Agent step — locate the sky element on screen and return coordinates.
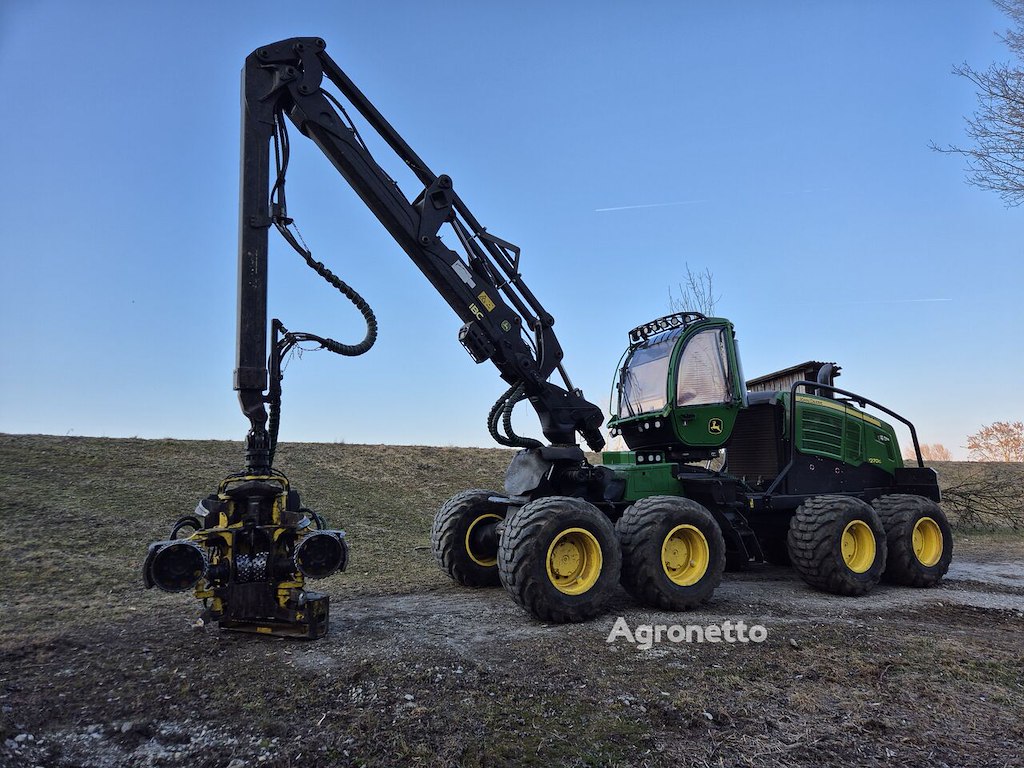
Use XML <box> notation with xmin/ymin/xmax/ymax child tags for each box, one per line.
<box><xmin>1</xmin><ymin>0</ymin><xmax>1021</xmax><ymax>459</ymax></box>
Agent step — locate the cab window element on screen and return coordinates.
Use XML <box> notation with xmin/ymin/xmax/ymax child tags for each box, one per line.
<box><xmin>617</xmin><ymin>338</ymin><xmax>674</xmax><ymax>416</ymax></box>
<box><xmin>676</xmin><ymin>329</ymin><xmax>730</xmax><ymax>406</ymax></box>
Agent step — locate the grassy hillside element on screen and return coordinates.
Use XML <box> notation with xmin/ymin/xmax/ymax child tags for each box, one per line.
<box><xmin>1</xmin><ymin>434</ymin><xmax>1022</xmax><ymax>768</ymax></box>
<box><xmin>0</xmin><ymin>434</ymin><xmax>515</xmax><ymax>642</ymax></box>
<box><xmin>1</xmin><ymin>434</ymin><xmax>1019</xmax><ymax>644</ymax></box>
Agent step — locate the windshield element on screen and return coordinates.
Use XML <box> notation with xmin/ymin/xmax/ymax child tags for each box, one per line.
<box><xmin>617</xmin><ymin>338</ymin><xmax>674</xmax><ymax>417</ymax></box>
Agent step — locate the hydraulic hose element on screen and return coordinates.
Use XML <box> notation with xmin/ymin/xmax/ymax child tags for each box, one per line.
<box><xmin>488</xmin><ymin>384</ymin><xmax>542</xmax><ymax>450</ymax></box>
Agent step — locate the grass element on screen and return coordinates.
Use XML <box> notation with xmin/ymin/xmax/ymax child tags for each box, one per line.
<box><xmin>0</xmin><ymin>433</ymin><xmax>1022</xmax><ymax>768</ymax></box>
<box><xmin>0</xmin><ymin>434</ymin><xmax>515</xmax><ymax>641</ymax></box>
<box><xmin>0</xmin><ymin>434</ymin><xmax>1019</xmax><ymax>640</ymax></box>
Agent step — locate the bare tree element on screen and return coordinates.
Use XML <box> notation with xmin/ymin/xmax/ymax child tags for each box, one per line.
<box><xmin>933</xmin><ymin>1</ymin><xmax>1024</xmax><ymax>205</ymax></box>
<box><xmin>904</xmin><ymin>443</ymin><xmax>953</xmax><ymax>462</ymax></box>
<box><xmin>940</xmin><ymin>462</ymin><xmax>1024</xmax><ymax>529</ymax></box>
<box><xmin>967</xmin><ymin>420</ymin><xmax>1024</xmax><ymax>461</ymax></box>
<box><xmin>668</xmin><ymin>264</ymin><xmax>719</xmax><ymax>315</ymax></box>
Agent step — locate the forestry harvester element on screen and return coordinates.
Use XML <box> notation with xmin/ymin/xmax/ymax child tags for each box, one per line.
<box><xmin>143</xmin><ymin>38</ymin><xmax>952</xmax><ymax>637</ymax></box>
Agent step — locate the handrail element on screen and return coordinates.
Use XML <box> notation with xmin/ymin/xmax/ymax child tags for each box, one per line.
<box><xmin>763</xmin><ymin>380</ymin><xmax>924</xmax><ymax>498</ymax></box>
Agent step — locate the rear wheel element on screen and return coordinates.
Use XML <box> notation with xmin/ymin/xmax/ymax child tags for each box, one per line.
<box><xmin>616</xmin><ymin>496</ymin><xmax>725</xmax><ymax>610</ymax></box>
<box><xmin>873</xmin><ymin>495</ymin><xmax>953</xmax><ymax>587</ymax></box>
<box><xmin>498</xmin><ymin>496</ymin><xmax>621</xmax><ymax>623</ymax></box>
<box><xmin>787</xmin><ymin>495</ymin><xmax>887</xmax><ymax>596</ymax></box>
<box><xmin>431</xmin><ymin>489</ymin><xmax>505</xmax><ymax>587</ymax></box>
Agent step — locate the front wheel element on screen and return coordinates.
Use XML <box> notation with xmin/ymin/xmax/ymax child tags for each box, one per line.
<box><xmin>498</xmin><ymin>496</ymin><xmax>621</xmax><ymax>623</ymax></box>
<box><xmin>616</xmin><ymin>496</ymin><xmax>726</xmax><ymax>610</ymax></box>
<box><xmin>431</xmin><ymin>489</ymin><xmax>506</xmax><ymax>587</ymax></box>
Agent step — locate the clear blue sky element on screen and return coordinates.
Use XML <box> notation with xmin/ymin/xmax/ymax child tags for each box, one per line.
<box><xmin>1</xmin><ymin>1</ymin><xmax>1020</xmax><ymax>459</ymax></box>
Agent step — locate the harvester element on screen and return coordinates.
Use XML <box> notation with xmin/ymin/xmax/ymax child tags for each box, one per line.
<box><xmin>143</xmin><ymin>38</ymin><xmax>952</xmax><ymax>636</ymax></box>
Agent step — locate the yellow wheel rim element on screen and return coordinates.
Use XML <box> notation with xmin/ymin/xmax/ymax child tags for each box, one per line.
<box><xmin>840</xmin><ymin>520</ymin><xmax>876</xmax><ymax>573</ymax></box>
<box><xmin>546</xmin><ymin>527</ymin><xmax>603</xmax><ymax>595</ymax></box>
<box><xmin>661</xmin><ymin>524</ymin><xmax>710</xmax><ymax>586</ymax></box>
<box><xmin>465</xmin><ymin>513</ymin><xmax>502</xmax><ymax>567</ymax></box>
<box><xmin>912</xmin><ymin>516</ymin><xmax>943</xmax><ymax>567</ymax></box>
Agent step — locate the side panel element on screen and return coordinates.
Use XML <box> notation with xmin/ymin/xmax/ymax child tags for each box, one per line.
<box><xmin>793</xmin><ymin>394</ymin><xmax>903</xmax><ymax>475</ymax></box>
<box><xmin>670</xmin><ymin>403</ymin><xmax>740</xmax><ymax>449</ymax></box>
<box><xmin>783</xmin><ymin>454</ymin><xmax>905</xmax><ymax>497</ymax></box>
<box><xmin>601</xmin><ymin>458</ymin><xmax>681</xmax><ymax>502</ymax></box>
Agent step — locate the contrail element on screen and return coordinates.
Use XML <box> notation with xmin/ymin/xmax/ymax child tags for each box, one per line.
<box><xmin>833</xmin><ymin>298</ymin><xmax>953</xmax><ymax>305</ymax></box>
<box><xmin>595</xmin><ymin>199</ymin><xmax>708</xmax><ymax>212</ymax></box>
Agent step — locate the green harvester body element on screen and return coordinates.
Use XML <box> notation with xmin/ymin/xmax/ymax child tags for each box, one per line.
<box><xmin>598</xmin><ymin>312</ymin><xmax>936</xmax><ymax>566</ymax></box>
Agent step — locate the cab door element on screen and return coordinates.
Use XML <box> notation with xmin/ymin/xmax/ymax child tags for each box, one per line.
<box><xmin>669</xmin><ymin>325</ymin><xmax>744</xmax><ymax>448</ymax></box>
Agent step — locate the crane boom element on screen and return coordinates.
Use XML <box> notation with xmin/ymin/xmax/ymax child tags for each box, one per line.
<box><xmin>234</xmin><ymin>37</ymin><xmax>604</xmax><ymax>472</ymax></box>
<box><xmin>144</xmin><ymin>38</ymin><xmax>612</xmax><ymax>639</ymax></box>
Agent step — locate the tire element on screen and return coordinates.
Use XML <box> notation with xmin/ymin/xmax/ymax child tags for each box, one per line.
<box><xmin>498</xmin><ymin>496</ymin><xmax>621</xmax><ymax>623</ymax></box>
<box><xmin>787</xmin><ymin>495</ymin><xmax>887</xmax><ymax>596</ymax></box>
<box><xmin>431</xmin><ymin>489</ymin><xmax>506</xmax><ymax>587</ymax></box>
<box><xmin>873</xmin><ymin>494</ymin><xmax>953</xmax><ymax>587</ymax></box>
<box><xmin>616</xmin><ymin>496</ymin><xmax>725</xmax><ymax>611</ymax></box>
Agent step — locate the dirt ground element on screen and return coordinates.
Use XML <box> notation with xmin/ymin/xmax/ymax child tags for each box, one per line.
<box><xmin>1</xmin><ymin>435</ymin><xmax>1022</xmax><ymax>768</ymax></box>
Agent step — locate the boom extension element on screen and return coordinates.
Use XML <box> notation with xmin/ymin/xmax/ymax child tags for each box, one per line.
<box><xmin>236</xmin><ymin>37</ymin><xmax>604</xmax><ymax>470</ymax></box>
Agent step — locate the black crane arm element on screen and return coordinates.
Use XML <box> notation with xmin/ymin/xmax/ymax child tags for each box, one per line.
<box><xmin>235</xmin><ymin>38</ymin><xmax>605</xmax><ymax>471</ymax></box>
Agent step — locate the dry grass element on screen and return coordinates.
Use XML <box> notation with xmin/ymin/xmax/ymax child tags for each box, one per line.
<box><xmin>0</xmin><ymin>434</ymin><xmax>1021</xmax><ymax>768</ymax></box>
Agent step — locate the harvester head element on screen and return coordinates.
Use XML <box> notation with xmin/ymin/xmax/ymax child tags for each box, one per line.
<box><xmin>143</xmin><ymin>472</ymin><xmax>347</xmax><ymax>638</ymax></box>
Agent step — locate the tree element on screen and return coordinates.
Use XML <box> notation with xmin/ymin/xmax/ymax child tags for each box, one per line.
<box><xmin>940</xmin><ymin>462</ymin><xmax>1024</xmax><ymax>528</ymax></box>
<box><xmin>668</xmin><ymin>264</ymin><xmax>719</xmax><ymax>315</ymax></box>
<box><xmin>933</xmin><ymin>1</ymin><xmax>1024</xmax><ymax>206</ymax></box>
<box><xmin>903</xmin><ymin>443</ymin><xmax>953</xmax><ymax>462</ymax></box>
<box><xmin>966</xmin><ymin>420</ymin><xmax>1024</xmax><ymax>461</ymax></box>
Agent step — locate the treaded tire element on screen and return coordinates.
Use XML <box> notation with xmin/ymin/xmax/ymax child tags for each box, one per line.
<box><xmin>498</xmin><ymin>496</ymin><xmax>621</xmax><ymax>623</ymax></box>
<box><xmin>616</xmin><ymin>496</ymin><xmax>725</xmax><ymax>611</ymax></box>
<box><xmin>787</xmin><ymin>495</ymin><xmax>887</xmax><ymax>596</ymax></box>
<box><xmin>431</xmin><ymin>489</ymin><xmax>505</xmax><ymax>587</ymax></box>
<box><xmin>873</xmin><ymin>494</ymin><xmax>953</xmax><ymax>587</ymax></box>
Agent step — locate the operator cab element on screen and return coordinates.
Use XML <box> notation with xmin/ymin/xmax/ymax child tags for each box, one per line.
<box><xmin>607</xmin><ymin>312</ymin><xmax>746</xmax><ymax>459</ymax></box>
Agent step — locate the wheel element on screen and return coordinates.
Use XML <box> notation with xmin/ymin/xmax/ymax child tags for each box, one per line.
<box><xmin>498</xmin><ymin>496</ymin><xmax>621</xmax><ymax>623</ymax></box>
<box><xmin>873</xmin><ymin>495</ymin><xmax>953</xmax><ymax>587</ymax></box>
<box><xmin>787</xmin><ymin>495</ymin><xmax>887</xmax><ymax>596</ymax></box>
<box><xmin>615</xmin><ymin>496</ymin><xmax>725</xmax><ymax>610</ymax></box>
<box><xmin>431</xmin><ymin>489</ymin><xmax>506</xmax><ymax>587</ymax></box>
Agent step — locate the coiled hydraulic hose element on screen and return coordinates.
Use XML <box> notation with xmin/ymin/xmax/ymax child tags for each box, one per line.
<box><xmin>487</xmin><ymin>384</ymin><xmax>542</xmax><ymax>450</ymax></box>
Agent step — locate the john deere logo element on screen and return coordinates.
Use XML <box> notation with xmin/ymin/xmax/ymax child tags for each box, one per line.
<box><xmin>708</xmin><ymin>418</ymin><xmax>723</xmax><ymax>435</ymax></box>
